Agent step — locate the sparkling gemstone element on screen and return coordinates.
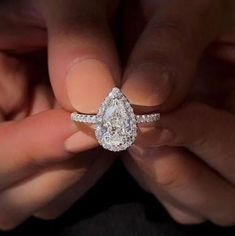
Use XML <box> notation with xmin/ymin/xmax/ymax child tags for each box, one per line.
<box><xmin>95</xmin><ymin>87</ymin><xmax>137</xmax><ymax>151</ymax></box>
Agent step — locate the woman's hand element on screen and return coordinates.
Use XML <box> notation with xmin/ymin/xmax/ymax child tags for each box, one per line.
<box><xmin>121</xmin><ymin>0</ymin><xmax>235</xmax><ymax>226</ymax></box>
<box><xmin>0</xmin><ymin>0</ymin><xmax>120</xmax><ymax>230</ymax></box>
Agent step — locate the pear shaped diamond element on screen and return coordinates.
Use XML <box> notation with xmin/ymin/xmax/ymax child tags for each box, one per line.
<box><xmin>95</xmin><ymin>87</ymin><xmax>138</xmax><ymax>152</ymax></box>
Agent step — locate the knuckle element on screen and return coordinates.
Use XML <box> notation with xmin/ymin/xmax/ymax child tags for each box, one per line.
<box><xmin>155</xmin><ymin>153</ymin><xmax>200</xmax><ymax>190</ymax></box>
<box><xmin>141</xmin><ymin>20</ymin><xmax>186</xmax><ymax>68</ymax></box>
<box><xmin>148</xmin><ymin>18</ymin><xmax>186</xmax><ymax>50</ymax></box>
<box><xmin>156</xmin><ymin>164</ymin><xmax>181</xmax><ymax>188</ymax></box>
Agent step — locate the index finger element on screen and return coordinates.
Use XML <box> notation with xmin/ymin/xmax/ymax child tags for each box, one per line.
<box><xmin>0</xmin><ymin>109</ymin><xmax>97</xmax><ymax>190</ymax></box>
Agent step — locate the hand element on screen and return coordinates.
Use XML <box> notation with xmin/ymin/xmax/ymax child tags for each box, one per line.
<box><xmin>121</xmin><ymin>0</ymin><xmax>235</xmax><ymax>226</ymax></box>
<box><xmin>0</xmin><ymin>0</ymin><xmax>120</xmax><ymax>230</ymax></box>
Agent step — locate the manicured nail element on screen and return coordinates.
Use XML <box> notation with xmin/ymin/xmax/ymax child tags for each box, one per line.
<box><xmin>66</xmin><ymin>59</ymin><xmax>115</xmax><ymax>114</ymax></box>
<box><xmin>122</xmin><ymin>63</ymin><xmax>173</xmax><ymax>108</ymax></box>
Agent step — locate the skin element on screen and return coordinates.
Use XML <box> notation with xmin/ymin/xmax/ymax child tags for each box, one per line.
<box><xmin>123</xmin><ymin>0</ymin><xmax>235</xmax><ymax>226</ymax></box>
<box><xmin>0</xmin><ymin>0</ymin><xmax>116</xmax><ymax>230</ymax></box>
<box><xmin>0</xmin><ymin>0</ymin><xmax>235</xmax><ymax>230</ymax></box>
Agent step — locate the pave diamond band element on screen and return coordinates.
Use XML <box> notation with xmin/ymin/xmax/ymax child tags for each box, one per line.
<box><xmin>71</xmin><ymin>113</ymin><xmax>97</xmax><ymax>124</ymax></box>
<box><xmin>135</xmin><ymin>114</ymin><xmax>160</xmax><ymax>123</ymax></box>
<box><xmin>71</xmin><ymin>87</ymin><xmax>160</xmax><ymax>152</ymax></box>
<box><xmin>71</xmin><ymin>112</ymin><xmax>160</xmax><ymax>124</ymax></box>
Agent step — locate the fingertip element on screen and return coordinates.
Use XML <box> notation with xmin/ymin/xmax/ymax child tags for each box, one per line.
<box><xmin>134</xmin><ymin>125</ymin><xmax>175</xmax><ymax>149</ymax></box>
<box><xmin>122</xmin><ymin>63</ymin><xmax>173</xmax><ymax>112</ymax></box>
<box><xmin>66</xmin><ymin>59</ymin><xmax>116</xmax><ymax>114</ymax></box>
<box><xmin>46</xmin><ymin>5</ymin><xmax>121</xmax><ymax>114</ymax></box>
<box><xmin>64</xmin><ymin>125</ymin><xmax>98</xmax><ymax>154</ymax></box>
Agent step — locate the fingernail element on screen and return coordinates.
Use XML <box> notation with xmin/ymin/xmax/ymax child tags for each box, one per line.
<box><xmin>130</xmin><ymin>127</ymin><xmax>175</xmax><ymax>157</ymax></box>
<box><xmin>136</xmin><ymin>126</ymin><xmax>175</xmax><ymax>147</ymax></box>
<box><xmin>130</xmin><ymin>144</ymin><xmax>159</xmax><ymax>159</ymax></box>
<box><xmin>64</xmin><ymin>130</ymin><xmax>98</xmax><ymax>153</ymax></box>
<box><xmin>122</xmin><ymin>63</ymin><xmax>173</xmax><ymax>107</ymax></box>
<box><xmin>66</xmin><ymin>59</ymin><xmax>115</xmax><ymax>114</ymax></box>
<box><xmin>129</xmin><ymin>144</ymin><xmax>146</xmax><ymax>157</ymax></box>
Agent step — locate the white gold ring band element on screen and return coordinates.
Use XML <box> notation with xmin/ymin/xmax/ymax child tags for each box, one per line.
<box><xmin>71</xmin><ymin>112</ymin><xmax>160</xmax><ymax>124</ymax></box>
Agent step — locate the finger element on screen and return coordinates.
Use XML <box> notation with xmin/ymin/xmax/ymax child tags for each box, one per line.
<box><xmin>34</xmin><ymin>151</ymin><xmax>115</xmax><ymax>220</ymax></box>
<box><xmin>0</xmin><ymin>109</ymin><xmax>97</xmax><ymax>190</ymax></box>
<box><xmin>0</xmin><ymin>53</ymin><xmax>28</xmax><ymax>116</ymax></box>
<box><xmin>0</xmin><ymin>148</ymin><xmax>108</xmax><ymax>231</ymax></box>
<box><xmin>136</xmin><ymin>101</ymin><xmax>235</xmax><ymax>184</ymax></box>
<box><xmin>0</xmin><ymin>1</ymin><xmax>46</xmax><ymax>52</ymax></box>
<box><xmin>129</xmin><ymin>146</ymin><xmax>235</xmax><ymax>226</ymax></box>
<box><xmin>122</xmin><ymin>152</ymin><xmax>152</xmax><ymax>193</ymax></box>
<box><xmin>122</xmin><ymin>153</ymin><xmax>206</xmax><ymax>225</ymax></box>
<box><xmin>29</xmin><ymin>85</ymin><xmax>55</xmax><ymax>115</ymax></box>
<box><xmin>41</xmin><ymin>0</ymin><xmax>120</xmax><ymax>114</ymax></box>
<box><xmin>122</xmin><ymin>0</ymin><xmax>223</xmax><ymax>112</ymax></box>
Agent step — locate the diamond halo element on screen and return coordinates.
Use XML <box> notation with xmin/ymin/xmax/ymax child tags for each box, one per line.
<box><xmin>71</xmin><ymin>87</ymin><xmax>160</xmax><ymax>152</ymax></box>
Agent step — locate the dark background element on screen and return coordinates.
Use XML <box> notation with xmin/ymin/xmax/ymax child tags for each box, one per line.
<box><xmin>1</xmin><ymin>160</ymin><xmax>235</xmax><ymax>236</ymax></box>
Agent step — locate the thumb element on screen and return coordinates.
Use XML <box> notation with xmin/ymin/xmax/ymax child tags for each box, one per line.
<box><xmin>122</xmin><ymin>0</ymin><xmax>224</xmax><ymax>113</ymax></box>
<box><xmin>42</xmin><ymin>0</ymin><xmax>120</xmax><ymax>114</ymax></box>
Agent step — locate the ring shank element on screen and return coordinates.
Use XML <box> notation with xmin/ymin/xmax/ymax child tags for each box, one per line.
<box><xmin>71</xmin><ymin>112</ymin><xmax>97</xmax><ymax>124</ymax></box>
<box><xmin>71</xmin><ymin>112</ymin><xmax>160</xmax><ymax>124</ymax></box>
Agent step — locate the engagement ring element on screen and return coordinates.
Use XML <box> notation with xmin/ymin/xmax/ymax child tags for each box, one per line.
<box><xmin>71</xmin><ymin>87</ymin><xmax>160</xmax><ymax>152</ymax></box>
